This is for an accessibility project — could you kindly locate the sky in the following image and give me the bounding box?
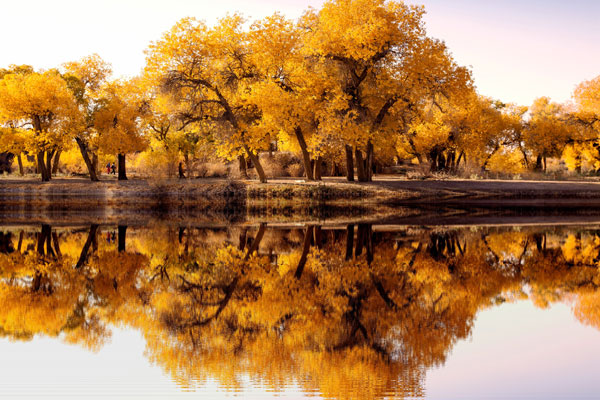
[0,0,598,107]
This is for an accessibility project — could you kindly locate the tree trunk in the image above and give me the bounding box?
[534,155,543,171]
[437,152,446,171]
[313,156,322,181]
[244,146,267,183]
[365,141,374,182]
[37,151,50,182]
[345,145,354,181]
[75,137,99,181]
[330,161,337,177]
[429,150,438,172]
[355,148,367,182]
[543,156,547,172]
[294,226,313,279]
[17,154,24,176]
[118,225,127,253]
[45,150,54,179]
[118,153,127,180]
[238,155,249,178]
[482,146,500,172]
[345,224,354,260]
[294,127,314,180]
[92,152,99,175]
[52,150,61,174]
[76,224,99,269]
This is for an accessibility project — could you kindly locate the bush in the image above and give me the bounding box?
[287,163,304,177]
[195,162,229,178]
[260,152,303,178]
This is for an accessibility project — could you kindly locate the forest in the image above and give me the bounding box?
[0,0,599,184]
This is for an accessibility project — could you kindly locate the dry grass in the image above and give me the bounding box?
[195,162,229,178]
[261,152,304,178]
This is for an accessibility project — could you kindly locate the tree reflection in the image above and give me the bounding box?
[1,223,600,398]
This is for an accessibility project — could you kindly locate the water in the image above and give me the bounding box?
[1,218,600,399]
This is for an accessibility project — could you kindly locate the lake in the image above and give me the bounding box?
[1,214,599,399]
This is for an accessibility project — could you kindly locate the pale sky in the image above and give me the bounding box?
[1,0,598,107]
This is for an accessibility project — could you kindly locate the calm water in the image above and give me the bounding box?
[1,220,600,399]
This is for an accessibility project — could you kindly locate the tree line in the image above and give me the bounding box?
[0,0,599,182]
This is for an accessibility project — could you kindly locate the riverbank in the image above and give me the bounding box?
[4,175,600,208]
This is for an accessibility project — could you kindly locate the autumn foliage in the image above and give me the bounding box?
[0,0,599,181]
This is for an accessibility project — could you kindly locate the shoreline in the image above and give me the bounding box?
[4,176,600,208]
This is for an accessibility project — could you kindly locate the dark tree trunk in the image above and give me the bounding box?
[313,156,322,181]
[330,161,338,177]
[245,147,267,183]
[38,224,51,255]
[238,155,249,178]
[238,228,248,251]
[75,138,99,181]
[52,233,62,258]
[17,231,23,253]
[355,149,367,182]
[118,225,127,252]
[534,155,543,171]
[244,223,266,259]
[294,226,314,279]
[76,224,99,269]
[52,150,61,174]
[437,152,446,171]
[355,223,365,257]
[45,150,54,179]
[345,145,355,182]
[118,154,127,180]
[17,154,24,176]
[294,127,314,180]
[37,151,50,181]
[543,156,547,172]
[345,224,354,260]
[92,152,99,175]
[365,141,374,181]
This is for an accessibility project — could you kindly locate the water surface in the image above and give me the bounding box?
[1,221,600,399]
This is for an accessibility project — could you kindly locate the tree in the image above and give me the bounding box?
[523,97,573,171]
[94,79,148,180]
[146,16,270,182]
[302,0,472,181]
[0,69,80,181]
[62,54,113,181]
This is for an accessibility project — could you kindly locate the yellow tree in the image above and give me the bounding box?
[303,0,471,181]
[62,54,113,181]
[0,69,80,181]
[94,79,148,180]
[567,76,600,172]
[523,97,573,171]
[146,16,270,182]
[247,13,340,180]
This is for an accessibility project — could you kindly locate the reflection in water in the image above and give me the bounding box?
[1,223,600,398]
